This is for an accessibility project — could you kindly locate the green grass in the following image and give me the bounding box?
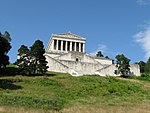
[1,73,150,112]
[6,64,17,68]
[129,73,150,82]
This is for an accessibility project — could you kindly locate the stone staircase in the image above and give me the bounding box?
[68,69,80,76]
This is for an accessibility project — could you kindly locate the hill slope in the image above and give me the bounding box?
[0,73,150,113]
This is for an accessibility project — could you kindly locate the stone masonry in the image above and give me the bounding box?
[45,32,140,76]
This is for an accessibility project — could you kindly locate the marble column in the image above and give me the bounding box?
[82,43,85,53]
[83,43,85,53]
[79,43,81,52]
[65,41,68,51]
[51,40,54,50]
[75,42,76,51]
[61,40,63,51]
[70,42,72,51]
[56,40,58,50]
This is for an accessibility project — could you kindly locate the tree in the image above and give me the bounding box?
[136,61,146,73]
[17,40,48,75]
[3,31,11,42]
[115,54,130,77]
[30,40,48,74]
[17,45,30,75]
[96,51,104,57]
[105,56,110,59]
[145,57,150,73]
[0,31,11,69]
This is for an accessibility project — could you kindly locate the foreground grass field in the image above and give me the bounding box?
[1,72,150,113]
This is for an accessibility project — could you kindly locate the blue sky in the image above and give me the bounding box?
[1,0,150,63]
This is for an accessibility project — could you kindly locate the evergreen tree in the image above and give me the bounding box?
[17,45,30,75]
[115,54,130,77]
[0,32,11,69]
[17,40,48,75]
[3,31,11,42]
[30,40,48,74]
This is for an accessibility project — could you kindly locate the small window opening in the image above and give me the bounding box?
[76,58,79,62]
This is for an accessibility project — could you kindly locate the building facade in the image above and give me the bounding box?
[45,32,140,76]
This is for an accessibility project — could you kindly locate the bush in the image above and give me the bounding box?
[129,73,150,82]
[0,67,18,76]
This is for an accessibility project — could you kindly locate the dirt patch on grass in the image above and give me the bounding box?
[62,103,150,113]
[0,106,51,113]
[0,107,5,113]
[142,81,150,91]
[1,103,150,113]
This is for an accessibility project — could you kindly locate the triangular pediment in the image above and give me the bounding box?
[52,32,85,40]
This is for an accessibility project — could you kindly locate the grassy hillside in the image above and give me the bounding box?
[1,72,150,113]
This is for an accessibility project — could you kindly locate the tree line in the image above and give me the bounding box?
[0,31,133,77]
[135,58,150,74]
[0,31,48,75]
[0,31,149,77]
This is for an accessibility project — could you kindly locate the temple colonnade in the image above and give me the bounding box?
[51,39,85,53]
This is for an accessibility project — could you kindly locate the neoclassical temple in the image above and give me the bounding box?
[46,32,86,53]
[45,32,140,76]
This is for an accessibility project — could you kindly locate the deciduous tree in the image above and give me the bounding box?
[145,57,150,73]
[105,56,110,59]
[137,61,146,73]
[115,54,130,77]
[96,51,104,57]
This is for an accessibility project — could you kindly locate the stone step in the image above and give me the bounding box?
[68,69,82,76]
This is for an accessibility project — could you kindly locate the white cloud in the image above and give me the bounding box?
[136,0,150,5]
[90,44,108,55]
[134,22,150,59]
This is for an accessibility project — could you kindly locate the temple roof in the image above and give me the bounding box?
[52,32,86,40]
